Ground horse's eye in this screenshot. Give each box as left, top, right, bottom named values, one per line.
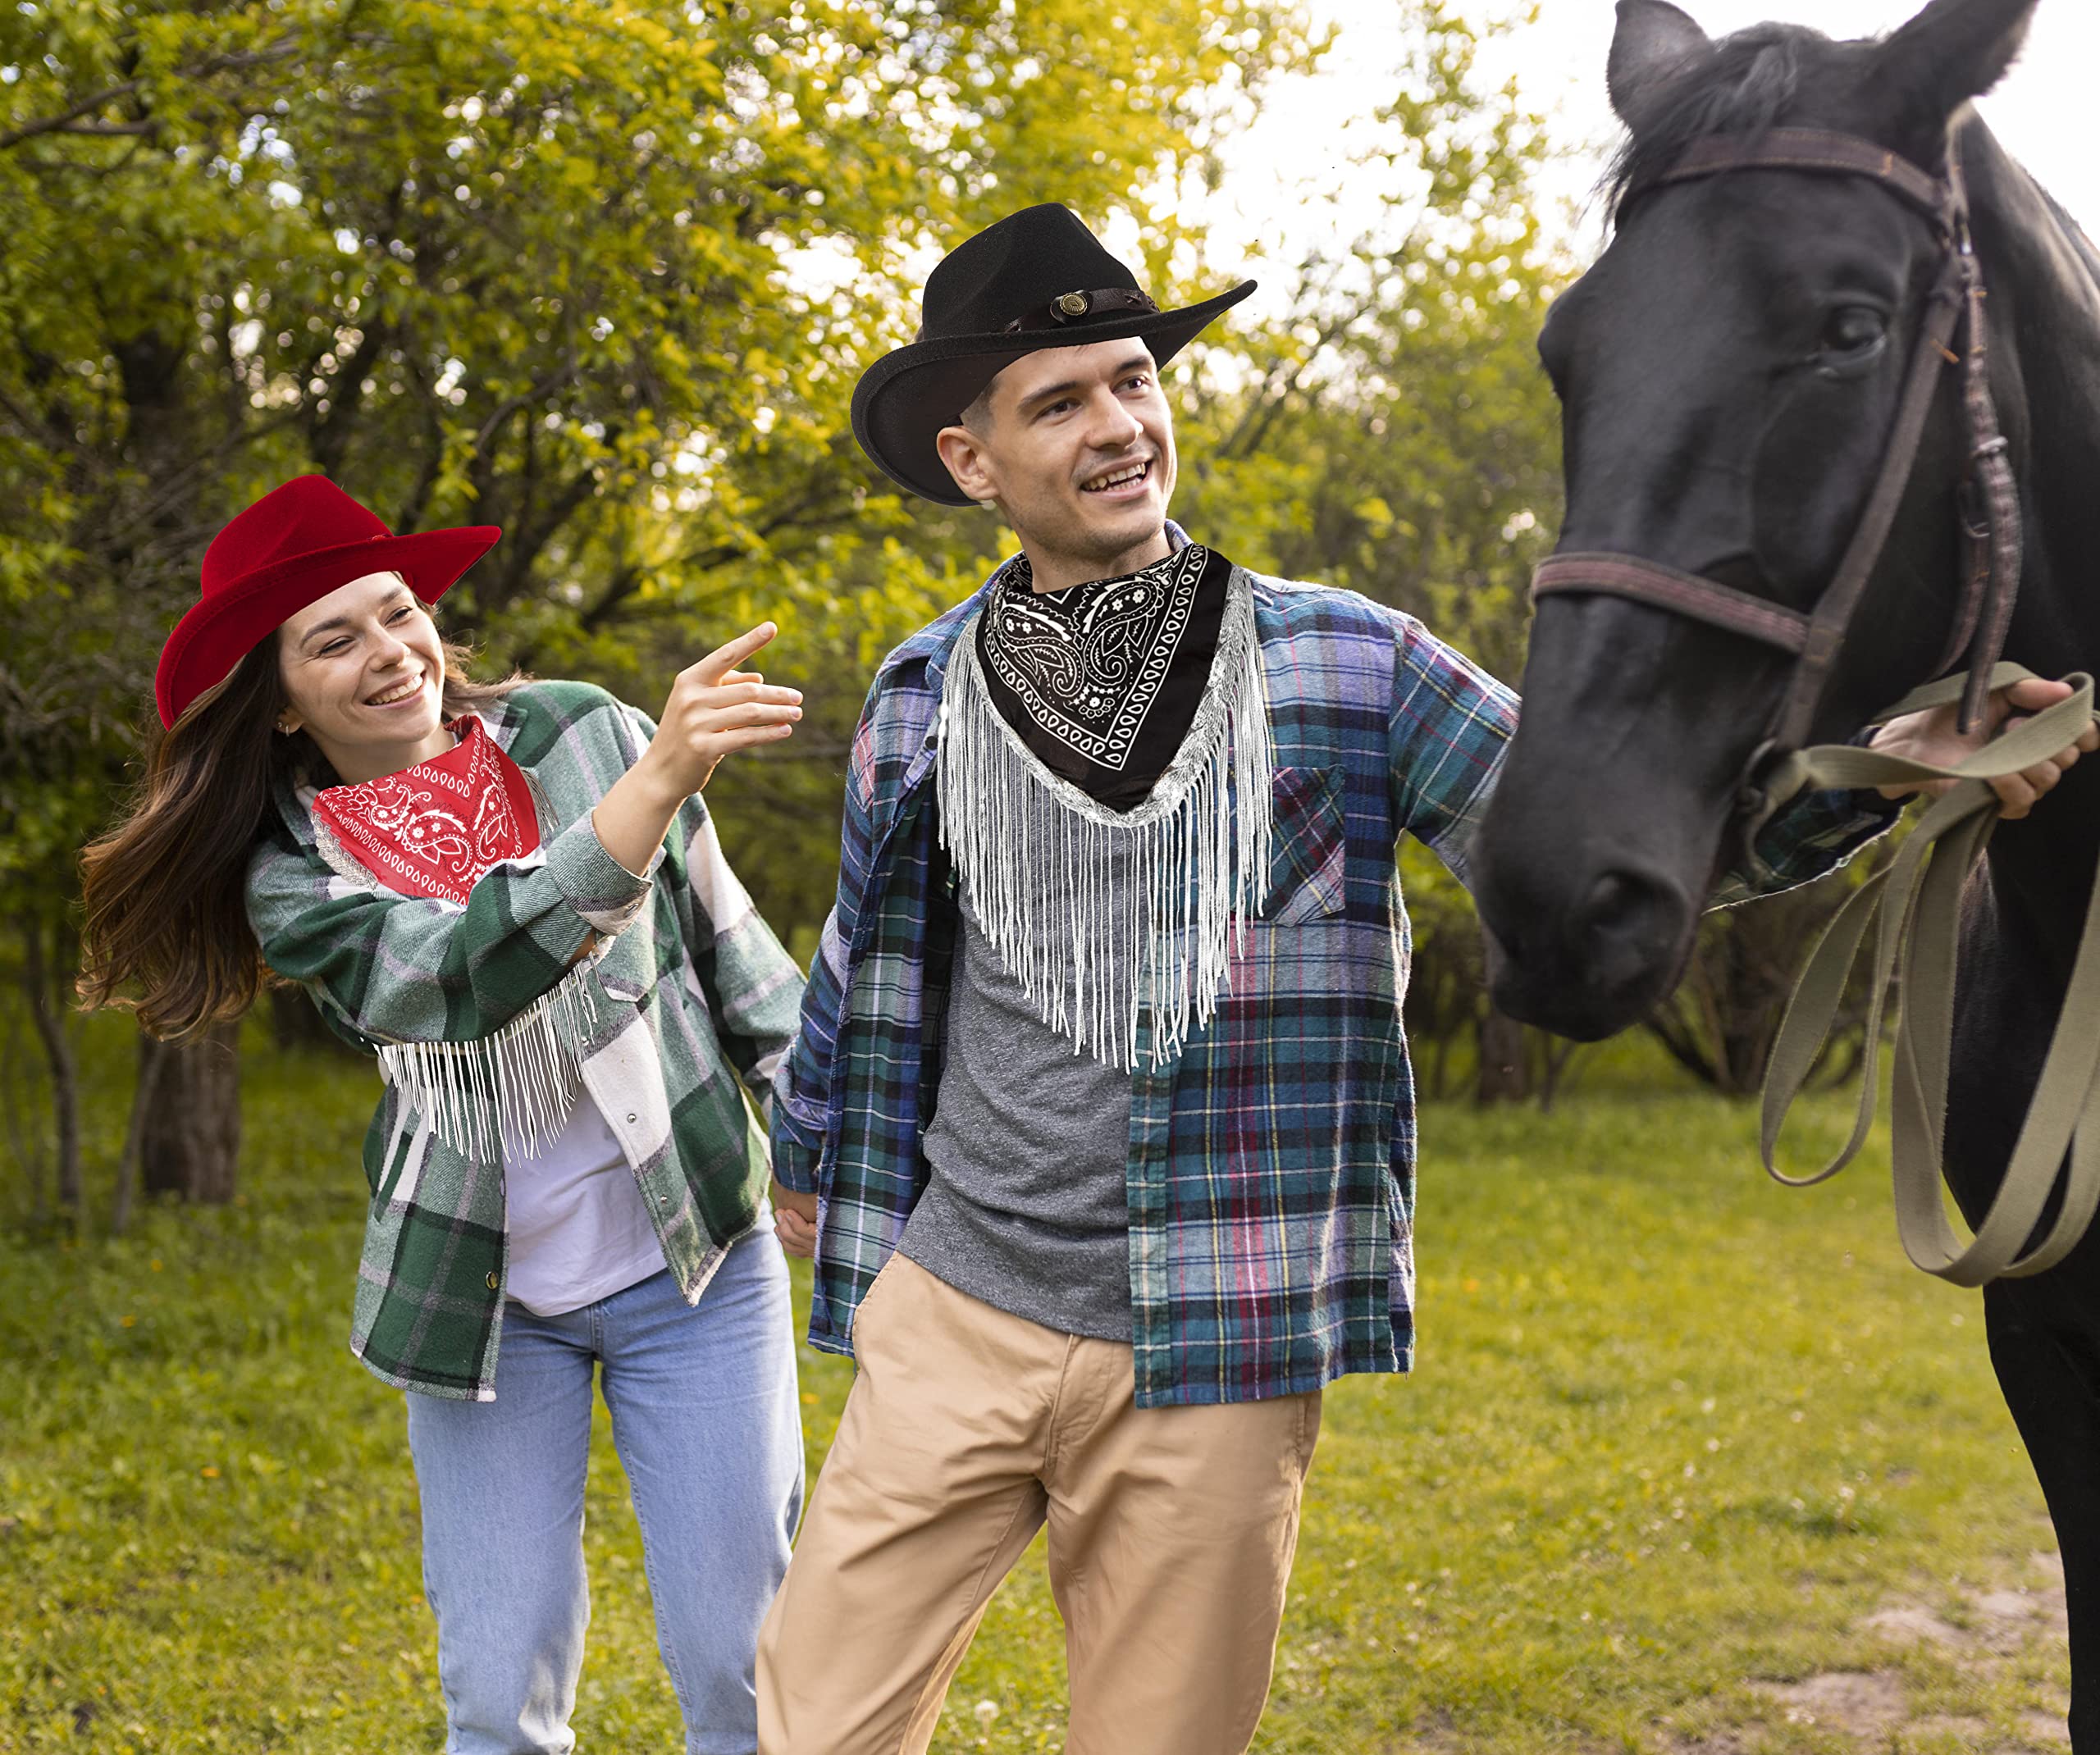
left=1821, top=306, right=1888, bottom=358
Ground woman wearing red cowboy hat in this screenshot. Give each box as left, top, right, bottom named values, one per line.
left=81, top=474, right=810, bottom=1753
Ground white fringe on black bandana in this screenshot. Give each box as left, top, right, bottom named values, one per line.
left=937, top=566, right=1273, bottom=1071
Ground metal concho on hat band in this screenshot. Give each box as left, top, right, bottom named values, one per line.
left=1002, top=288, right=1161, bottom=335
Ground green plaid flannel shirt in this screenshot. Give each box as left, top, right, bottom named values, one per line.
left=246, top=680, right=806, bottom=1400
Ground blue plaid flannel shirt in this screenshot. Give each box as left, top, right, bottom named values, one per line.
left=771, top=557, right=1893, bottom=1407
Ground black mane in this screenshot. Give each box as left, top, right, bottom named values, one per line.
left=1605, top=25, right=1816, bottom=220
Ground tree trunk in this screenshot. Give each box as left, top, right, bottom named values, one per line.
left=140, top=1022, right=241, bottom=1203
left=1474, top=1003, right=1532, bottom=1106
left=111, top=1032, right=170, bottom=1235
left=2, top=988, right=51, bottom=1219
left=1426, top=965, right=1456, bottom=1102
left=1532, top=1034, right=1586, bottom=1114
left=19, top=920, right=82, bottom=1215
left=268, top=983, right=358, bottom=1056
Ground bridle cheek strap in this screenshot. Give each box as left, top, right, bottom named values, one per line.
left=1777, top=247, right=1971, bottom=746
left=1953, top=244, right=2025, bottom=723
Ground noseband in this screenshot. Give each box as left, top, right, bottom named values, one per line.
left=1531, top=128, right=2023, bottom=793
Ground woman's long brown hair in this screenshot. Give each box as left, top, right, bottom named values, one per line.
left=78, top=633, right=520, bottom=1040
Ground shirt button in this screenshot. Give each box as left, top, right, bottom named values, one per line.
left=626, top=1112, right=638, bottom=1124
left=485, top=1271, right=499, bottom=1290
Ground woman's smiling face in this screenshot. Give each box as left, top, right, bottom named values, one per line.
left=276, top=571, right=454, bottom=782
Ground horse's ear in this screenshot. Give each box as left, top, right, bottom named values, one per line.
left=1608, top=0, right=1714, bottom=129
left=1874, top=0, right=2037, bottom=123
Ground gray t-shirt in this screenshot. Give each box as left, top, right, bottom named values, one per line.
left=902, top=878, right=1134, bottom=1342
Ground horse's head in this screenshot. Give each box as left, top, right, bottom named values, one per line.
left=1473, top=0, right=2038, bottom=1041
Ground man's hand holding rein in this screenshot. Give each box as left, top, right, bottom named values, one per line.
left=1869, top=672, right=2100, bottom=822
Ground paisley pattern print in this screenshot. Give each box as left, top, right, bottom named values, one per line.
left=979, top=544, right=1210, bottom=771
left=311, top=715, right=540, bottom=905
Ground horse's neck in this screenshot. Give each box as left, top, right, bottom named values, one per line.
left=1964, top=120, right=2100, bottom=925
left=1965, top=121, right=2100, bottom=668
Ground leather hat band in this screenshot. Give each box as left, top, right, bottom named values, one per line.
left=1002, top=288, right=1160, bottom=335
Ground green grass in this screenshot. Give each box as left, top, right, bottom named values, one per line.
left=0, top=1028, right=2070, bottom=1753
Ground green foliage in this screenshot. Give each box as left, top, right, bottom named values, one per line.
left=1176, top=0, right=1564, bottom=681
left=0, top=1024, right=2067, bottom=1750
left=0, top=0, right=1316, bottom=894
left=694, top=0, right=1572, bottom=962
left=0, top=0, right=1586, bottom=1128
left=0, top=0, right=1319, bottom=1208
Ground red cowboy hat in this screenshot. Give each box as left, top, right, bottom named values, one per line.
left=154, top=475, right=501, bottom=729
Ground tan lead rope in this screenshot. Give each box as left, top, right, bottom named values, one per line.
left=1755, top=664, right=2100, bottom=1285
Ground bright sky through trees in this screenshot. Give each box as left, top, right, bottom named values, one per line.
left=1208, top=0, right=2095, bottom=322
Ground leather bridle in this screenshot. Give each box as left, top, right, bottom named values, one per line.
left=1524, top=130, right=2100, bottom=1290
left=1530, top=127, right=2024, bottom=811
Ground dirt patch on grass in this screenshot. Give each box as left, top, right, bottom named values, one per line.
left=1864, top=1572, right=2068, bottom=1675
left=1864, top=1603, right=1966, bottom=1647
left=1654, top=1557, right=2070, bottom=1753
left=1751, top=1670, right=1907, bottom=1735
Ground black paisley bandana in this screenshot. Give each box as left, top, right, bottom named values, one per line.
left=975, top=543, right=1231, bottom=811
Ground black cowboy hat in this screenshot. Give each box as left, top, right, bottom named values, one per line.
left=851, top=204, right=1256, bottom=508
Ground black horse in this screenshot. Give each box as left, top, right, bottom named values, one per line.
left=1472, top=0, right=2099, bottom=1740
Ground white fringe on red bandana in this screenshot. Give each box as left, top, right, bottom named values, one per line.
left=372, top=970, right=600, bottom=1165
left=308, top=715, right=599, bottom=1162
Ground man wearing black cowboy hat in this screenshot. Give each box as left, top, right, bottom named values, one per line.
left=753, top=203, right=1914, bottom=1753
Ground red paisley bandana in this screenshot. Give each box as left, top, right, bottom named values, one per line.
left=311, top=716, right=540, bottom=904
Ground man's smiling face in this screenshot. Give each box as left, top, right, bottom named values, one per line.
left=934, top=339, right=1177, bottom=590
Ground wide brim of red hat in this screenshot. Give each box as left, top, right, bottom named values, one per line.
left=155, top=525, right=500, bottom=729
left=850, top=280, right=1257, bottom=508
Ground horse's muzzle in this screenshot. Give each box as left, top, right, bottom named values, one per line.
left=1478, top=858, right=1696, bottom=1041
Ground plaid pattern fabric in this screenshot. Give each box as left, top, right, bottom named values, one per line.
left=248, top=681, right=805, bottom=1401
left=773, top=561, right=1897, bottom=1408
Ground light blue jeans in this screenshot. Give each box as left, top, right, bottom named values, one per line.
left=404, top=1231, right=803, bottom=1755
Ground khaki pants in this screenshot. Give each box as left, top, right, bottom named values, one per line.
left=757, top=1253, right=1321, bottom=1755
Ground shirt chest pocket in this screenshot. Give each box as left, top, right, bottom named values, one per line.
left=1263, top=765, right=1347, bottom=925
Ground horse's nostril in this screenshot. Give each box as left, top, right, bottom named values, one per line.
left=1479, top=854, right=1694, bottom=1039
left=1575, top=868, right=1681, bottom=965
left=1580, top=870, right=1637, bottom=930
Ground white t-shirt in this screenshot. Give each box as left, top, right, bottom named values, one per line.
left=502, top=1091, right=667, bottom=1317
